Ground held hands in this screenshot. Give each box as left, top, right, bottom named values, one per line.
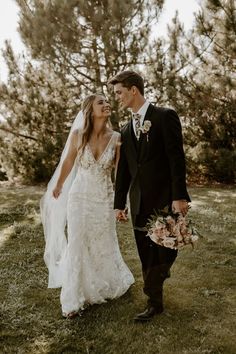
left=52, top=185, right=63, bottom=199
left=115, top=207, right=128, bottom=222
left=172, top=200, right=189, bottom=216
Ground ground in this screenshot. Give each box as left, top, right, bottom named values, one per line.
left=0, top=184, right=235, bottom=354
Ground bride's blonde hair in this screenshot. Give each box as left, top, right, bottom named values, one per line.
left=78, top=93, right=110, bottom=154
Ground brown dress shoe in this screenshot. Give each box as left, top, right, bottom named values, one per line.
left=134, top=306, right=163, bottom=322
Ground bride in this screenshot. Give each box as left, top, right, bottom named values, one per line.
left=41, top=94, right=134, bottom=318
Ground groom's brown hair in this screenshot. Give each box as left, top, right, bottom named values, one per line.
left=109, top=70, right=144, bottom=95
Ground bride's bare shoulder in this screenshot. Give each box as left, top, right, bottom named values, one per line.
left=113, top=130, right=121, bottom=140
left=110, top=130, right=121, bottom=147
left=108, top=129, right=120, bottom=138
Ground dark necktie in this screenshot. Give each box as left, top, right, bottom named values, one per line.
left=133, top=113, right=141, bottom=140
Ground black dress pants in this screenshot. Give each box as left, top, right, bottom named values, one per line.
left=134, top=214, right=178, bottom=308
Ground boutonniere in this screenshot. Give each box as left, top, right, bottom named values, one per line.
left=138, top=120, right=152, bottom=141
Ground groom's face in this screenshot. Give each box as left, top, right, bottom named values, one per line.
left=114, top=83, right=134, bottom=110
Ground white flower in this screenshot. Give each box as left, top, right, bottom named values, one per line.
left=138, top=120, right=152, bottom=141
left=191, top=235, right=199, bottom=243
left=139, top=120, right=152, bottom=134
left=155, top=220, right=163, bottom=228
left=163, top=237, right=176, bottom=249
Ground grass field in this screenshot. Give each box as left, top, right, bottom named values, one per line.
left=0, top=184, right=236, bottom=354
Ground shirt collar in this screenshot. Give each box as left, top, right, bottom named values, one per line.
left=132, top=100, right=150, bottom=121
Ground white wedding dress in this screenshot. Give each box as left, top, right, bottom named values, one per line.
left=60, top=131, right=134, bottom=315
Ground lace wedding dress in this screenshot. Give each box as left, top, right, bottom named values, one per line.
left=60, top=131, right=134, bottom=315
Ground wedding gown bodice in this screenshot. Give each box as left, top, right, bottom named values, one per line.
left=72, top=134, right=116, bottom=203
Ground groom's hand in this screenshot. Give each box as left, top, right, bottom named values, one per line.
left=172, top=200, right=189, bottom=216
left=115, top=209, right=128, bottom=222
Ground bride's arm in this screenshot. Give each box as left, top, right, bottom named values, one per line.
left=53, top=130, right=79, bottom=198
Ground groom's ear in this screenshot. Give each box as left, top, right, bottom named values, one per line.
left=131, top=86, right=138, bottom=95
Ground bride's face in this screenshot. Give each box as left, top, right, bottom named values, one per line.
left=92, top=95, right=111, bottom=119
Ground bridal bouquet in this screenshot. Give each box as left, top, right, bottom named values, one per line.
left=147, top=208, right=198, bottom=250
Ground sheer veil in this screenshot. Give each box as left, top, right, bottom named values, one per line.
left=40, top=110, right=85, bottom=288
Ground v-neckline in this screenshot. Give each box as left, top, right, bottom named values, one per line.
left=88, top=132, right=114, bottom=163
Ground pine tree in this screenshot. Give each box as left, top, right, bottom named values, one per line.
left=0, top=42, right=78, bottom=182
left=147, top=1, right=236, bottom=183
left=146, top=12, right=190, bottom=111
left=16, top=0, right=164, bottom=93
left=186, top=0, right=236, bottom=183
left=1, top=0, right=164, bottom=182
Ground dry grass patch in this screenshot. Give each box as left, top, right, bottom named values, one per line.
left=0, top=184, right=235, bottom=354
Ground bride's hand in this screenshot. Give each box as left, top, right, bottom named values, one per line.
left=53, top=185, right=62, bottom=199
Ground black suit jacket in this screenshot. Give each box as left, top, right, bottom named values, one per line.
left=114, top=104, right=190, bottom=217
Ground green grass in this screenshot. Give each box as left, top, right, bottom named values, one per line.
left=0, top=184, right=236, bottom=354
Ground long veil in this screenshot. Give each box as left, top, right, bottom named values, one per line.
left=40, top=110, right=84, bottom=288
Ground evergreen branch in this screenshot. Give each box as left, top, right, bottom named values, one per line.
left=181, top=75, right=233, bottom=104
left=218, top=0, right=233, bottom=20
left=0, top=126, right=37, bottom=141
left=53, top=44, right=96, bottom=83
left=123, top=1, right=144, bottom=27
left=69, top=71, right=95, bottom=93
left=197, top=12, right=231, bottom=54
left=17, top=0, right=33, bottom=14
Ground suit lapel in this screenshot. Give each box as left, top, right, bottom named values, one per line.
left=127, top=119, right=138, bottom=158
left=138, top=104, right=154, bottom=161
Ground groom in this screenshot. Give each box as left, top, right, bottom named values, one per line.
left=109, top=70, right=190, bottom=321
